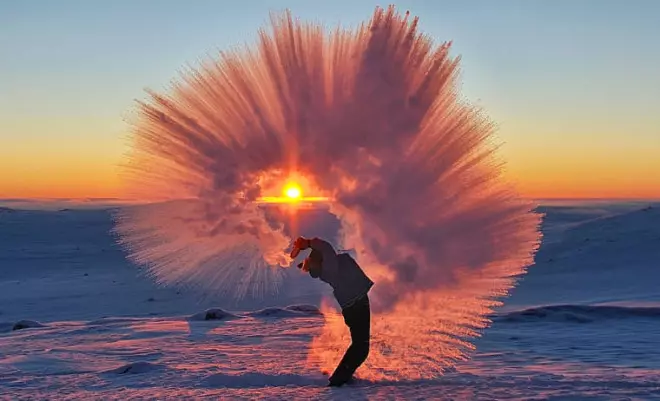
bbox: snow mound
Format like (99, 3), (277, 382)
(247, 305), (323, 318)
(188, 308), (239, 321)
(12, 320), (47, 331)
(540, 205), (660, 267)
(201, 372), (318, 388)
(106, 361), (164, 375)
(497, 304), (660, 324)
(284, 304), (323, 315)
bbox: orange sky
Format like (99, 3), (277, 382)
(1, 113), (659, 200)
(0, 116), (124, 199)
(2, 155), (658, 201)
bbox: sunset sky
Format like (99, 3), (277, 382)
(2, 0), (659, 200)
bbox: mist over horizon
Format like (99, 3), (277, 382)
(2, 196), (658, 212)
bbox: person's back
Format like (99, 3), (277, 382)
(290, 237), (373, 386)
(313, 251), (373, 309)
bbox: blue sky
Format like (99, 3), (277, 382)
(1, 0), (659, 198)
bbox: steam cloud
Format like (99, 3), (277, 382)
(114, 6), (542, 380)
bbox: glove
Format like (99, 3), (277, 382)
(290, 237), (311, 258)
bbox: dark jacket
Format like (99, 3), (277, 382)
(307, 238), (374, 308)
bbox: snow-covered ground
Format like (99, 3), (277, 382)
(1, 200), (660, 400)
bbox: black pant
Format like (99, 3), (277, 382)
(330, 294), (370, 381)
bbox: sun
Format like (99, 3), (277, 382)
(284, 184), (302, 200)
(254, 173), (330, 205)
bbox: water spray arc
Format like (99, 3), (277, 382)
(114, 6), (542, 380)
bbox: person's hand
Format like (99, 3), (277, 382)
(290, 237), (311, 258)
(297, 260), (310, 272)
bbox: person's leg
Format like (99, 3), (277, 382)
(328, 295), (370, 385)
(345, 295), (370, 371)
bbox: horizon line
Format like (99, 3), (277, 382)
(1, 196), (660, 202)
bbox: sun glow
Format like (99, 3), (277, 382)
(256, 177), (330, 205)
(284, 183), (302, 200)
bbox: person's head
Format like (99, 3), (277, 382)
(301, 248), (323, 272)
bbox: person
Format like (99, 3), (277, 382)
(290, 236), (374, 387)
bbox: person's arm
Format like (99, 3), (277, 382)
(308, 237), (339, 275)
(291, 236), (339, 278)
(297, 258), (321, 278)
(308, 262), (321, 278)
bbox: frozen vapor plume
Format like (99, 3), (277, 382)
(114, 6), (542, 379)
